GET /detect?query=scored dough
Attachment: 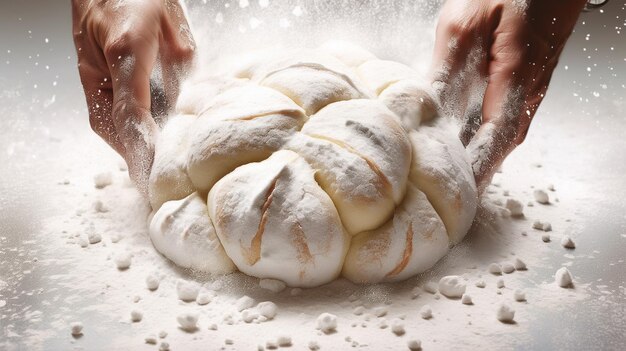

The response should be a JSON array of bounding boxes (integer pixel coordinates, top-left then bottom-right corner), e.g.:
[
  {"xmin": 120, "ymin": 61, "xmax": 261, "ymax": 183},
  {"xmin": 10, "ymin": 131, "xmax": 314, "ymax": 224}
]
[
  {"xmin": 208, "ymin": 150, "xmax": 350, "ymax": 287},
  {"xmin": 186, "ymin": 85, "xmax": 307, "ymax": 194},
  {"xmin": 300, "ymin": 99, "xmax": 412, "ymax": 234},
  {"xmin": 147, "ymin": 41, "xmax": 479, "ymax": 287},
  {"xmin": 342, "ymin": 184, "xmax": 449, "ymax": 283}
]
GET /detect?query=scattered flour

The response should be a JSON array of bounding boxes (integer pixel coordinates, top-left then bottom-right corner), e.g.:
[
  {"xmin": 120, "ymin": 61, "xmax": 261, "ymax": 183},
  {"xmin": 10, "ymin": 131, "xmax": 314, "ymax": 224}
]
[
  {"xmin": 196, "ymin": 292, "xmax": 212, "ymax": 305},
  {"xmin": 145, "ymin": 335, "xmax": 157, "ymax": 344},
  {"xmin": 70, "ymin": 322, "xmax": 83, "ymax": 336},
  {"xmin": 438, "ymin": 276, "xmax": 466, "ymax": 298},
  {"xmin": 533, "ymin": 189, "xmax": 550, "ymax": 204},
  {"xmin": 277, "ymin": 335, "xmax": 292, "ymax": 347},
  {"xmin": 407, "ymin": 339, "xmax": 422, "ymax": 350},
  {"xmin": 505, "ymin": 198, "xmax": 524, "ymax": 216},
  {"xmin": 257, "ymin": 301, "xmax": 278, "ymax": 320},
  {"xmin": 561, "ymin": 235, "xmax": 576, "ymax": 249},
  {"xmin": 488, "ymin": 263, "xmax": 502, "ymax": 275},
  {"xmin": 496, "ymin": 304, "xmax": 515, "ymax": 323},
  {"xmin": 555, "ymin": 267, "xmax": 573, "ymax": 288},
  {"xmin": 259, "ymin": 278, "xmax": 287, "ymax": 293},
  {"xmin": 461, "ymin": 294, "xmax": 473, "ymax": 305},
  {"xmin": 145, "ymin": 273, "xmax": 160, "ymax": 290},
  {"xmin": 390, "ymin": 319, "xmax": 405, "ymax": 336},
  {"xmin": 177, "ymin": 312, "xmax": 199, "ymax": 332},
  {"xmin": 542, "ymin": 234, "xmax": 551, "ymax": 243},
  {"xmin": 177, "ymin": 280, "xmax": 200, "ymax": 302},
  {"xmin": 513, "ymin": 289, "xmax": 526, "ymax": 302},
  {"xmin": 496, "ymin": 279, "xmax": 505, "ymax": 289},
  {"xmin": 502, "ymin": 262, "xmax": 515, "ymax": 274},
  {"xmin": 423, "ymin": 281, "xmax": 438, "ymax": 294},
  {"xmin": 316, "ymin": 313, "xmax": 338, "ymax": 333},
  {"xmin": 236, "ymin": 295, "xmax": 256, "ymax": 312},
  {"xmin": 114, "ymin": 251, "xmax": 132, "ymax": 270},
  {"xmin": 130, "ymin": 309, "xmax": 143, "ymax": 322},
  {"xmin": 419, "ymin": 305, "xmax": 432, "ymax": 319},
  {"xmin": 475, "ymin": 280, "xmax": 486, "ymax": 288},
  {"xmin": 513, "ymin": 258, "xmax": 527, "ymax": 270},
  {"xmin": 94, "ymin": 172, "xmax": 113, "ymax": 189}
]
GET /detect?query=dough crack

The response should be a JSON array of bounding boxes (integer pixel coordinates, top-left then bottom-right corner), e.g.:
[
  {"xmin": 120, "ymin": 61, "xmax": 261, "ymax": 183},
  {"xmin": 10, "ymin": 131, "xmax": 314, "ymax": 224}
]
[
  {"xmin": 245, "ymin": 177, "xmax": 279, "ymax": 265},
  {"xmin": 385, "ymin": 222, "xmax": 414, "ymax": 278}
]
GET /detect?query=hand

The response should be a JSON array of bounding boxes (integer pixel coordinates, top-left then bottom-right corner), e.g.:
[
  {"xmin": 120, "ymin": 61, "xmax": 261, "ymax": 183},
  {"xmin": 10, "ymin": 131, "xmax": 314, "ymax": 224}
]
[
  {"xmin": 430, "ymin": 0, "xmax": 586, "ymax": 192},
  {"xmin": 72, "ymin": 0, "xmax": 195, "ymax": 195}
]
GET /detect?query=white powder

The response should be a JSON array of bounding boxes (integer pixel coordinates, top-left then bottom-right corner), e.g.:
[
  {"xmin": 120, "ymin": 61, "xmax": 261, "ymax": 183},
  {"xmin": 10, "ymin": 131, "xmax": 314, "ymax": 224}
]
[
  {"xmin": 390, "ymin": 319, "xmax": 405, "ymax": 336},
  {"xmin": 242, "ymin": 309, "xmax": 259, "ymax": 323},
  {"xmin": 513, "ymin": 258, "xmax": 527, "ymax": 271},
  {"xmin": 145, "ymin": 335, "xmax": 157, "ymax": 344},
  {"xmin": 438, "ymin": 276, "xmax": 466, "ymax": 298},
  {"xmin": 502, "ymin": 262, "xmax": 515, "ymax": 274},
  {"xmin": 561, "ymin": 235, "xmax": 576, "ymax": 249},
  {"xmin": 130, "ymin": 309, "xmax": 143, "ymax": 322},
  {"xmin": 533, "ymin": 189, "xmax": 550, "ymax": 204},
  {"xmin": 177, "ymin": 280, "xmax": 200, "ymax": 302},
  {"xmin": 114, "ymin": 251, "xmax": 132, "ymax": 270},
  {"xmin": 70, "ymin": 322, "xmax": 83, "ymax": 336},
  {"xmin": 542, "ymin": 234, "xmax": 551, "ymax": 243},
  {"xmin": 555, "ymin": 267, "xmax": 573, "ymax": 288},
  {"xmin": 308, "ymin": 341, "xmax": 320, "ymax": 350},
  {"xmin": 159, "ymin": 341, "xmax": 170, "ymax": 351},
  {"xmin": 177, "ymin": 312, "xmax": 199, "ymax": 332},
  {"xmin": 145, "ymin": 273, "xmax": 160, "ymax": 290},
  {"xmin": 423, "ymin": 281, "xmax": 438, "ymax": 294},
  {"xmin": 514, "ymin": 289, "xmax": 526, "ymax": 302},
  {"xmin": 461, "ymin": 294, "xmax": 473, "ymax": 305},
  {"xmin": 475, "ymin": 280, "xmax": 486, "ymax": 288},
  {"xmin": 87, "ymin": 231, "xmax": 101, "ymax": 245},
  {"xmin": 407, "ymin": 339, "xmax": 422, "ymax": 351},
  {"xmin": 93, "ymin": 200, "xmax": 108, "ymax": 213},
  {"xmin": 259, "ymin": 278, "xmax": 287, "ymax": 293},
  {"xmin": 488, "ymin": 263, "xmax": 502, "ymax": 275},
  {"xmin": 420, "ymin": 305, "xmax": 432, "ymax": 319},
  {"xmin": 236, "ymin": 295, "xmax": 256, "ymax": 312},
  {"xmin": 257, "ymin": 301, "xmax": 278, "ymax": 320},
  {"xmin": 94, "ymin": 172, "xmax": 113, "ymax": 188},
  {"xmin": 496, "ymin": 304, "xmax": 515, "ymax": 323},
  {"xmin": 496, "ymin": 279, "xmax": 505, "ymax": 289},
  {"xmin": 505, "ymin": 198, "xmax": 524, "ymax": 217},
  {"xmin": 277, "ymin": 335, "xmax": 292, "ymax": 347},
  {"xmin": 208, "ymin": 323, "xmax": 218, "ymax": 330},
  {"xmin": 196, "ymin": 292, "xmax": 212, "ymax": 305},
  {"xmin": 353, "ymin": 306, "xmax": 365, "ymax": 315},
  {"xmin": 159, "ymin": 330, "xmax": 167, "ymax": 338},
  {"xmin": 534, "ymin": 220, "xmax": 552, "ymax": 232},
  {"xmin": 373, "ymin": 306, "xmax": 388, "ymax": 317},
  {"xmin": 316, "ymin": 313, "xmax": 338, "ymax": 333}
]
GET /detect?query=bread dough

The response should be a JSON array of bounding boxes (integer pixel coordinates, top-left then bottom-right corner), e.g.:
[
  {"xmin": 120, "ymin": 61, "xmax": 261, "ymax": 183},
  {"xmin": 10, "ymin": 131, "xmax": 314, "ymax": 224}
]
[
  {"xmin": 149, "ymin": 192, "xmax": 236, "ymax": 273},
  {"xmin": 208, "ymin": 150, "xmax": 349, "ymax": 287},
  {"xmin": 147, "ymin": 41, "xmax": 478, "ymax": 285}
]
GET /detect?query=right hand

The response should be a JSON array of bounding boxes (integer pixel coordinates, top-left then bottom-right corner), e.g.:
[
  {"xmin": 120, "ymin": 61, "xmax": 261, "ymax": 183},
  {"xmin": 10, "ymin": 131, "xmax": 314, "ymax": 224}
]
[
  {"xmin": 430, "ymin": 0, "xmax": 585, "ymax": 192},
  {"xmin": 72, "ymin": 0, "xmax": 196, "ymax": 195}
]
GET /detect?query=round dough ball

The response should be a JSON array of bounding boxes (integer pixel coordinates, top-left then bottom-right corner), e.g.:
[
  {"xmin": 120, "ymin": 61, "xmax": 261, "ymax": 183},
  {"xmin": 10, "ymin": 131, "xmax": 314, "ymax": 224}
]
[
  {"xmin": 379, "ymin": 79, "xmax": 440, "ymax": 130},
  {"xmin": 208, "ymin": 150, "xmax": 350, "ymax": 287},
  {"xmin": 186, "ymin": 85, "xmax": 307, "ymax": 194},
  {"xmin": 342, "ymin": 184, "xmax": 449, "ymax": 283},
  {"xmin": 149, "ymin": 192, "xmax": 236, "ymax": 274},
  {"xmin": 285, "ymin": 133, "xmax": 395, "ymax": 236},
  {"xmin": 148, "ymin": 115, "xmax": 196, "ymax": 210},
  {"xmin": 408, "ymin": 119, "xmax": 478, "ymax": 244}
]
